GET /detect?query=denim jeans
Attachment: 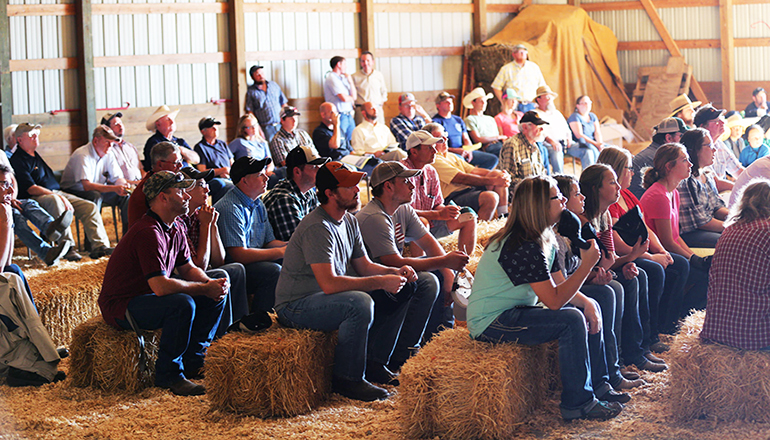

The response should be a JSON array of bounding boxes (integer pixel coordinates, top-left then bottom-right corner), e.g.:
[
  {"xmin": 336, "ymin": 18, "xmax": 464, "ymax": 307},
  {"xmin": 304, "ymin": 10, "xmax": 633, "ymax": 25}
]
[
  {"xmin": 466, "ymin": 151, "xmax": 499, "ymax": 170},
  {"xmin": 339, "ymin": 113, "xmax": 355, "ymax": 143},
  {"xmin": 475, "ymin": 305, "xmax": 610, "ymax": 417},
  {"xmin": 12, "ymin": 199, "xmax": 56, "ymax": 259},
  {"xmin": 244, "ymin": 261, "xmax": 282, "ymax": 312},
  {"xmin": 276, "ymin": 290, "xmax": 374, "ymax": 381},
  {"xmin": 261, "ymin": 123, "xmax": 280, "ymax": 143},
  {"xmin": 483, "ymin": 141, "xmax": 502, "ymax": 157},
  {"xmin": 118, "ymin": 292, "xmax": 224, "ymax": 387},
  {"xmin": 680, "ymin": 230, "xmax": 721, "ymax": 248},
  {"xmin": 544, "ymin": 141, "xmax": 565, "ymax": 174},
  {"xmin": 658, "ymin": 253, "xmax": 690, "ymax": 334},
  {"xmin": 634, "ymin": 258, "xmax": 664, "ymax": 347},
  {"xmin": 582, "ymin": 281, "xmax": 624, "ymax": 386},
  {"xmin": 424, "ymin": 269, "xmax": 454, "ymax": 342},
  {"xmin": 208, "ymin": 178, "xmax": 234, "ymax": 205},
  {"xmin": 615, "ymin": 267, "xmax": 647, "ymax": 366},
  {"xmin": 566, "ymin": 143, "xmax": 599, "ymax": 168},
  {"xmin": 207, "ymin": 263, "xmax": 249, "ymax": 338},
  {"xmin": 368, "ymin": 271, "xmax": 438, "ymax": 370}
]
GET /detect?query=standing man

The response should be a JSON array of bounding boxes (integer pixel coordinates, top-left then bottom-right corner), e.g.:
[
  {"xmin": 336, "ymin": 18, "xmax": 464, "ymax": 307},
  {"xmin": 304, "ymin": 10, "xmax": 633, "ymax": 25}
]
[
  {"xmin": 432, "ymin": 91, "xmax": 498, "ymax": 170},
  {"xmin": 244, "ymin": 65, "xmax": 288, "ymax": 142},
  {"xmin": 744, "ymin": 87, "xmax": 768, "ymax": 118},
  {"xmin": 498, "ymin": 111, "xmax": 549, "ymax": 186},
  {"xmin": 101, "ymin": 112, "xmax": 143, "ymax": 184},
  {"xmin": 352, "ymin": 52, "xmax": 388, "ymax": 125},
  {"xmin": 193, "ymin": 116, "xmax": 234, "ymax": 203},
  {"xmin": 668, "ymin": 95, "xmax": 701, "ymax": 129},
  {"xmin": 98, "ymin": 171, "xmax": 228, "ymax": 396},
  {"xmin": 491, "ymin": 44, "xmax": 546, "ymax": 112},
  {"xmin": 143, "ymin": 105, "xmax": 200, "ymax": 172},
  {"xmin": 269, "ymin": 106, "xmax": 314, "ymax": 167},
  {"xmin": 390, "ymin": 93, "xmax": 432, "ymax": 150},
  {"xmin": 323, "ymin": 56, "xmax": 357, "ymax": 144}
]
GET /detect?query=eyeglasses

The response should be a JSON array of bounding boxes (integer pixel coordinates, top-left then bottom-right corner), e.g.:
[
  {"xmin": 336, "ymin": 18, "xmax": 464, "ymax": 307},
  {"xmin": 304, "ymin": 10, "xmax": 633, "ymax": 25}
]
[
  {"xmin": 160, "ymin": 159, "xmax": 183, "ymax": 167},
  {"xmin": 0, "ymin": 181, "xmax": 11, "ymax": 190}
]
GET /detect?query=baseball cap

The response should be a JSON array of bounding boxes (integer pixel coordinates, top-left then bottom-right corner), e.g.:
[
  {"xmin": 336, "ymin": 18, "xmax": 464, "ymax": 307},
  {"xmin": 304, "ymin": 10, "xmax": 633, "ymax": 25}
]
[
  {"xmin": 180, "ymin": 166, "xmax": 215, "ymax": 182},
  {"xmin": 249, "ymin": 65, "xmax": 264, "ymax": 77},
  {"xmin": 281, "ymin": 106, "xmax": 301, "ymax": 119},
  {"xmin": 512, "ymin": 44, "xmax": 527, "ymax": 52},
  {"xmin": 100, "ymin": 112, "xmax": 123, "ymax": 126},
  {"xmin": 285, "ymin": 145, "xmax": 330, "ymax": 170},
  {"xmin": 370, "ymin": 162, "xmax": 422, "ymax": 188},
  {"xmin": 230, "ymin": 156, "xmax": 272, "ymax": 184},
  {"xmin": 520, "ymin": 111, "xmax": 549, "ymax": 125},
  {"xmin": 435, "ymin": 91, "xmax": 455, "ymax": 105},
  {"xmin": 693, "ymin": 104, "xmax": 726, "ymax": 128},
  {"xmin": 398, "ymin": 93, "xmax": 416, "ymax": 106},
  {"xmin": 653, "ymin": 117, "xmax": 687, "ymax": 135},
  {"xmin": 15, "ymin": 123, "xmax": 42, "ymax": 138},
  {"xmin": 198, "ymin": 116, "xmax": 221, "ymax": 131},
  {"xmin": 753, "ymin": 87, "xmax": 765, "ymax": 96},
  {"xmin": 143, "ymin": 171, "xmax": 195, "ymax": 201},
  {"xmin": 92, "ymin": 125, "xmax": 118, "ymax": 141},
  {"xmin": 406, "ymin": 130, "xmax": 442, "ymax": 150},
  {"xmin": 316, "ymin": 161, "xmax": 365, "ymax": 193}
]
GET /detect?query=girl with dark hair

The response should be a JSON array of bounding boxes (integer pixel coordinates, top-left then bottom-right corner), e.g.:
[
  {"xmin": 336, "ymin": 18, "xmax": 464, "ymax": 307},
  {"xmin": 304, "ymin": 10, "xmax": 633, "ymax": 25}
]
[{"xmin": 738, "ymin": 124, "xmax": 769, "ymax": 167}]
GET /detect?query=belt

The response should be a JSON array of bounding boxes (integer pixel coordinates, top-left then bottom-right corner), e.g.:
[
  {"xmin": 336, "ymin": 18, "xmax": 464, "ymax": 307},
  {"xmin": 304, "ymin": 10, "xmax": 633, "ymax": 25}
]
[
  {"xmin": 262, "ymin": 122, "xmax": 280, "ymax": 127},
  {"xmin": 340, "ymin": 111, "xmax": 354, "ymax": 116}
]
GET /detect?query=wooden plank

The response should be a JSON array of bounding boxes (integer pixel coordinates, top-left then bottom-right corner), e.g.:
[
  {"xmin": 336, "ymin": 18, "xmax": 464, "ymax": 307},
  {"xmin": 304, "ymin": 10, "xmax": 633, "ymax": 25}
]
[
  {"xmin": 9, "ymin": 57, "xmax": 78, "ymax": 72},
  {"xmin": 618, "ymin": 39, "xmax": 720, "ymax": 51},
  {"xmin": 243, "ymin": 3, "xmax": 359, "ymax": 13},
  {"xmin": 0, "ymin": 0, "xmax": 12, "ymax": 131},
  {"xmin": 229, "ymin": 0, "xmax": 247, "ymax": 120},
  {"xmin": 634, "ymin": 56, "xmax": 689, "ymax": 140},
  {"xmin": 92, "ymin": 3, "xmax": 227, "ymax": 15},
  {"xmin": 372, "ymin": 4, "xmax": 473, "ymax": 13},
  {"xmin": 245, "ymin": 49, "xmax": 360, "ymax": 62},
  {"xmin": 720, "ymin": 0, "xmax": 735, "ymax": 111},
  {"xmin": 473, "ymin": 0, "xmax": 487, "ymax": 44},
  {"xmin": 360, "ymin": 0, "xmax": 375, "ymax": 52},
  {"xmin": 76, "ymin": 0, "xmax": 96, "ymax": 149},
  {"xmin": 487, "ymin": 4, "xmax": 522, "ymax": 13},
  {"xmin": 377, "ymin": 47, "xmax": 464, "ymax": 58},
  {"xmin": 96, "ymin": 53, "xmax": 230, "ymax": 68},
  {"xmin": 7, "ymin": 4, "xmax": 74, "ymax": 17}
]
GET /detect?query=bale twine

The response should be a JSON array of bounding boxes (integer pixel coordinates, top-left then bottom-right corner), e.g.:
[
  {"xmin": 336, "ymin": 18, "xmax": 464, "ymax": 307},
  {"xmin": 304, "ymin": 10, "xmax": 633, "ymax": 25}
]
[
  {"xmin": 668, "ymin": 310, "xmax": 770, "ymax": 422},
  {"xmin": 28, "ymin": 259, "xmax": 109, "ymax": 346},
  {"xmin": 205, "ymin": 325, "xmax": 337, "ymax": 418},
  {"xmin": 398, "ymin": 327, "xmax": 559, "ymax": 440},
  {"xmin": 68, "ymin": 316, "xmax": 161, "ymax": 393}
]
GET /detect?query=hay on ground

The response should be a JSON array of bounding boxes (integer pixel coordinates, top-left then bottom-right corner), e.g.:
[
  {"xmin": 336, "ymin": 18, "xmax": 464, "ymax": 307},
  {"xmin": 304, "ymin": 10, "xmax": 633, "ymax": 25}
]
[
  {"xmin": 668, "ymin": 310, "xmax": 770, "ymax": 423},
  {"xmin": 397, "ymin": 326, "xmax": 559, "ymax": 440},
  {"xmin": 205, "ymin": 324, "xmax": 337, "ymax": 418}
]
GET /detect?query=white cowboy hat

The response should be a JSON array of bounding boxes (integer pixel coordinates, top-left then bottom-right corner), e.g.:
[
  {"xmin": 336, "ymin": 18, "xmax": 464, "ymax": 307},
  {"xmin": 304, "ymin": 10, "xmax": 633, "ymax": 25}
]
[
  {"xmin": 462, "ymin": 87, "xmax": 494, "ymax": 109},
  {"xmin": 146, "ymin": 105, "xmax": 180, "ymax": 132}
]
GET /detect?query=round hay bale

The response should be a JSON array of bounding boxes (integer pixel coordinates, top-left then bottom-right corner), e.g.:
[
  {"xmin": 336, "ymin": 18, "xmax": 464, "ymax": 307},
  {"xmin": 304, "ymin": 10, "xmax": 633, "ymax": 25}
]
[
  {"xmin": 205, "ymin": 325, "xmax": 337, "ymax": 418},
  {"xmin": 668, "ymin": 310, "xmax": 770, "ymax": 422},
  {"xmin": 397, "ymin": 327, "xmax": 559, "ymax": 440},
  {"xmin": 67, "ymin": 316, "xmax": 102, "ymax": 388}
]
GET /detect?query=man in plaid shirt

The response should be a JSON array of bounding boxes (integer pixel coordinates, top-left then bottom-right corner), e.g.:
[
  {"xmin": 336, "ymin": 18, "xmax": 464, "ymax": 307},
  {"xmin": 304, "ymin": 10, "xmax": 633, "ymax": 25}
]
[
  {"xmin": 498, "ymin": 111, "xmax": 549, "ymax": 186},
  {"xmin": 389, "ymin": 93, "xmax": 432, "ymax": 150},
  {"xmin": 269, "ymin": 106, "xmax": 314, "ymax": 167},
  {"xmin": 264, "ymin": 145, "xmax": 329, "ymax": 242}
]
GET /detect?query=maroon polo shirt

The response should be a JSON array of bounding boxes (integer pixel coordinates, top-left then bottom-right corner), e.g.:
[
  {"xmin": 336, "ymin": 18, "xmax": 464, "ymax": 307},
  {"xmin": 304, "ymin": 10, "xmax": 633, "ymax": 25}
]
[{"xmin": 98, "ymin": 209, "xmax": 191, "ymax": 328}]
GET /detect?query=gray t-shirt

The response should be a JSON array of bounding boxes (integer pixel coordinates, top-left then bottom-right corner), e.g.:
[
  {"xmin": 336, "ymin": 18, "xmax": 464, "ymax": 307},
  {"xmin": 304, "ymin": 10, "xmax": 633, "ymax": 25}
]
[
  {"xmin": 274, "ymin": 206, "xmax": 367, "ymax": 308},
  {"xmin": 355, "ymin": 199, "xmax": 428, "ymax": 263}
]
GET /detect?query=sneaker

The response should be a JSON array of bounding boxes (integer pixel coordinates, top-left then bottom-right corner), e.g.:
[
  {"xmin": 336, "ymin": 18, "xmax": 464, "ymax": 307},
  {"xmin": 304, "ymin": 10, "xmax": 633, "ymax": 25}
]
[
  {"xmin": 613, "ymin": 377, "xmax": 646, "ymax": 390},
  {"xmin": 166, "ymin": 378, "xmax": 206, "ymax": 396},
  {"xmin": 620, "ymin": 366, "xmax": 641, "ymax": 380},
  {"xmin": 636, "ymin": 359, "xmax": 667, "ymax": 372},
  {"xmin": 331, "ymin": 377, "xmax": 390, "ymax": 402},
  {"xmin": 227, "ymin": 311, "xmax": 272, "ymax": 334},
  {"xmin": 63, "ymin": 247, "xmax": 83, "ymax": 262},
  {"xmin": 599, "ymin": 389, "xmax": 632, "ymax": 404},
  {"xmin": 89, "ymin": 246, "xmax": 114, "ymax": 259},
  {"xmin": 650, "ymin": 341, "xmax": 670, "ymax": 353},
  {"xmin": 365, "ymin": 362, "xmax": 400, "ymax": 386},
  {"xmin": 42, "ymin": 210, "xmax": 73, "ymax": 243},
  {"xmin": 44, "ymin": 241, "xmax": 71, "ymax": 266}
]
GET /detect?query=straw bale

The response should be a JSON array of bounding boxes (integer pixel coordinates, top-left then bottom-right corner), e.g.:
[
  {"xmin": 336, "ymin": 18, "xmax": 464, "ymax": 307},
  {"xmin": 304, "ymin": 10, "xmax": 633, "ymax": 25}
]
[
  {"xmin": 28, "ymin": 259, "xmax": 109, "ymax": 346},
  {"xmin": 668, "ymin": 310, "xmax": 770, "ymax": 423},
  {"xmin": 437, "ymin": 217, "xmax": 506, "ymax": 276},
  {"xmin": 67, "ymin": 316, "xmax": 161, "ymax": 393},
  {"xmin": 467, "ymin": 44, "xmax": 516, "ymax": 116},
  {"xmin": 398, "ymin": 326, "xmax": 559, "ymax": 439},
  {"xmin": 205, "ymin": 325, "xmax": 337, "ymax": 418}
]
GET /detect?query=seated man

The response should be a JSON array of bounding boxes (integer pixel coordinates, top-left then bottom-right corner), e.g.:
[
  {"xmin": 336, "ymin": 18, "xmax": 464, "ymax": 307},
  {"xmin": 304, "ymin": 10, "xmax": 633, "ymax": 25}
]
[
  {"xmin": 402, "ymin": 131, "xmax": 477, "ymax": 256},
  {"xmin": 357, "ymin": 162, "xmax": 469, "ymax": 354},
  {"xmin": 214, "ymin": 156, "xmax": 285, "ymax": 313},
  {"xmin": 316, "ymin": 102, "xmax": 379, "ymax": 175},
  {"xmin": 390, "ymin": 93, "xmax": 432, "ymax": 150},
  {"xmin": 269, "ymin": 106, "xmax": 314, "ymax": 167},
  {"xmin": 193, "ymin": 116, "xmax": 234, "ymax": 204},
  {"xmin": 263, "ymin": 145, "xmax": 328, "ymax": 242},
  {"xmin": 143, "ymin": 105, "xmax": 200, "ymax": 172},
  {"xmin": 534, "ymin": 85, "xmax": 588, "ymax": 173},
  {"xmin": 11, "ymin": 123, "xmax": 114, "ymax": 260},
  {"xmin": 274, "ymin": 161, "xmax": 413, "ymax": 402},
  {"xmin": 498, "ymin": 111, "xmax": 549, "ymax": 186},
  {"xmin": 432, "ymin": 91, "xmax": 498, "ymax": 170},
  {"xmin": 351, "ymin": 102, "xmax": 407, "ymax": 162},
  {"xmin": 629, "ymin": 117, "xmax": 686, "ymax": 199},
  {"xmin": 127, "ymin": 141, "xmax": 184, "ymax": 228},
  {"xmin": 60, "ymin": 125, "xmax": 130, "ymax": 236},
  {"xmin": 745, "ymin": 87, "xmax": 768, "ymax": 118},
  {"xmin": 668, "ymin": 94, "xmax": 700, "ymax": 129},
  {"xmin": 424, "ymin": 123, "xmax": 510, "ymax": 221},
  {"xmin": 463, "ymin": 88, "xmax": 507, "ymax": 157},
  {"xmin": 101, "ymin": 112, "xmax": 142, "ymax": 184},
  {"xmin": 98, "ymin": 171, "xmax": 228, "ymax": 396},
  {"xmin": 695, "ymin": 104, "xmax": 743, "ymax": 189}
]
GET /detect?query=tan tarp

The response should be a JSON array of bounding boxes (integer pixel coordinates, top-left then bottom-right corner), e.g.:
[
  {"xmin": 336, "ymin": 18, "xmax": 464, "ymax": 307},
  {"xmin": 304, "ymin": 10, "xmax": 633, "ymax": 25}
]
[{"xmin": 483, "ymin": 5, "xmax": 628, "ymax": 119}]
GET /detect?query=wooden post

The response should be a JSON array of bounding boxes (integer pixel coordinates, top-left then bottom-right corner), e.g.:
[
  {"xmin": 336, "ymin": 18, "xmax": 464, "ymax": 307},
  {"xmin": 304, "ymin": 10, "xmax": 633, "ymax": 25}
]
[
  {"xmin": 75, "ymin": 0, "xmax": 96, "ymax": 143},
  {"xmin": 360, "ymin": 0, "xmax": 375, "ymax": 52},
  {"xmin": 0, "ymin": 1, "xmax": 12, "ymax": 132},
  {"xmin": 229, "ymin": 0, "xmax": 247, "ymax": 122},
  {"xmin": 473, "ymin": 0, "xmax": 487, "ymax": 45},
  {"xmin": 719, "ymin": 0, "xmax": 735, "ymax": 110}
]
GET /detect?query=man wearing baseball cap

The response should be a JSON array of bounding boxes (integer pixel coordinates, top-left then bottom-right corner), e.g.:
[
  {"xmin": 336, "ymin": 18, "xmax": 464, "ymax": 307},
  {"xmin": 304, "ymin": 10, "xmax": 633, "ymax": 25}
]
[
  {"xmin": 101, "ymin": 112, "xmax": 142, "ymax": 184},
  {"xmin": 275, "ymin": 161, "xmax": 413, "ymax": 402},
  {"xmin": 431, "ymin": 91, "xmax": 498, "ymax": 170},
  {"xmin": 695, "ymin": 104, "xmax": 743, "ymax": 189},
  {"xmin": 193, "ymin": 116, "xmax": 234, "ymax": 204},
  {"xmin": 491, "ymin": 44, "xmax": 546, "ymax": 112},
  {"xmin": 499, "ymin": 111, "xmax": 549, "ymax": 186},
  {"xmin": 629, "ymin": 116, "xmax": 688, "ymax": 199},
  {"xmin": 356, "ymin": 162, "xmax": 469, "ymax": 373},
  {"xmin": 389, "ymin": 92, "xmax": 432, "ymax": 150},
  {"xmin": 214, "ymin": 156, "xmax": 285, "ymax": 314},
  {"xmin": 244, "ymin": 65, "xmax": 288, "ymax": 142},
  {"xmin": 98, "ymin": 171, "xmax": 228, "ymax": 396},
  {"xmin": 269, "ymin": 105, "xmax": 314, "ymax": 167},
  {"xmin": 264, "ymin": 145, "xmax": 329, "ymax": 241}
]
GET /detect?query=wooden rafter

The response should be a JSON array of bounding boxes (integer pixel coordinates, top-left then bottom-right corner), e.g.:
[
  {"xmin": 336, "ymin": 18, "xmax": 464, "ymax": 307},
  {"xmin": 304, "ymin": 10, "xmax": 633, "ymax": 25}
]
[
  {"xmin": 228, "ymin": 0, "xmax": 246, "ymax": 125},
  {"xmin": 719, "ymin": 0, "xmax": 735, "ymax": 110}
]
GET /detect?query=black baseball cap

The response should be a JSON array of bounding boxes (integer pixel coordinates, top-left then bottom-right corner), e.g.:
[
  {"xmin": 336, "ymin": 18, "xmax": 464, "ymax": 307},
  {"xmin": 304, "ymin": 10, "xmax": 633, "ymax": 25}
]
[
  {"xmin": 198, "ymin": 116, "xmax": 221, "ymax": 131},
  {"xmin": 520, "ymin": 111, "xmax": 549, "ymax": 125},
  {"xmin": 230, "ymin": 156, "xmax": 271, "ymax": 184},
  {"xmin": 180, "ymin": 166, "xmax": 216, "ymax": 182},
  {"xmin": 693, "ymin": 104, "xmax": 726, "ymax": 128}
]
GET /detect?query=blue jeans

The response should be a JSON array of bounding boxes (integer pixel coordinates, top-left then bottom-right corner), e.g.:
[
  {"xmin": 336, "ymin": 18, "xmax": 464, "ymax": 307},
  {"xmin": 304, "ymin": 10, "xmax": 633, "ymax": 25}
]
[
  {"xmin": 276, "ymin": 290, "xmax": 374, "ymax": 381},
  {"xmin": 616, "ymin": 268, "xmax": 647, "ymax": 366},
  {"xmin": 657, "ymin": 253, "xmax": 690, "ymax": 334},
  {"xmin": 118, "ymin": 292, "xmax": 224, "ymax": 387},
  {"xmin": 680, "ymin": 230, "xmax": 721, "ymax": 248},
  {"xmin": 424, "ymin": 269, "xmax": 454, "ymax": 342},
  {"xmin": 244, "ymin": 261, "xmax": 281, "ymax": 312},
  {"xmin": 482, "ymin": 141, "xmax": 502, "ymax": 157},
  {"xmin": 582, "ymin": 281, "xmax": 624, "ymax": 386},
  {"xmin": 475, "ymin": 305, "xmax": 610, "ymax": 417},
  {"xmin": 566, "ymin": 143, "xmax": 599, "ymax": 168},
  {"xmin": 518, "ymin": 102, "xmax": 537, "ymax": 113},
  {"xmin": 339, "ymin": 112, "xmax": 355, "ymax": 143},
  {"xmin": 207, "ymin": 263, "xmax": 249, "ymax": 338},
  {"xmin": 466, "ymin": 151, "xmax": 498, "ymax": 170},
  {"xmin": 12, "ymin": 199, "xmax": 56, "ymax": 259},
  {"xmin": 261, "ymin": 123, "xmax": 280, "ymax": 143},
  {"xmin": 634, "ymin": 258, "xmax": 664, "ymax": 347},
  {"xmin": 544, "ymin": 141, "xmax": 565, "ymax": 174},
  {"xmin": 208, "ymin": 178, "xmax": 234, "ymax": 205}
]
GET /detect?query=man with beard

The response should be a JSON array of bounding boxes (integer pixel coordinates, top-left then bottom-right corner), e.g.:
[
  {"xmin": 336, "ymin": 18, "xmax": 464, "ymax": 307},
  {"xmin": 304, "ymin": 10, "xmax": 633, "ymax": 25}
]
[
  {"xmin": 244, "ymin": 65, "xmax": 288, "ymax": 142},
  {"xmin": 351, "ymin": 102, "xmax": 406, "ymax": 162}
]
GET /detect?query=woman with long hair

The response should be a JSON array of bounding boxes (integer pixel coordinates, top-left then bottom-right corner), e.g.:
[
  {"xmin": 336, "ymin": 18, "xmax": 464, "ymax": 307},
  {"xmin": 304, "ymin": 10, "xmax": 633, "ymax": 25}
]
[
  {"xmin": 228, "ymin": 114, "xmax": 271, "ymax": 161},
  {"xmin": 467, "ymin": 176, "xmax": 626, "ymax": 421}
]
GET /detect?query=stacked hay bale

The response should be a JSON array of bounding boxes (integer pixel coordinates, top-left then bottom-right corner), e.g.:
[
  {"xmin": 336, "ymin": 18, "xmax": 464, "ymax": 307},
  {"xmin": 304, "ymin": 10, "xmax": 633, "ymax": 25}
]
[
  {"xmin": 437, "ymin": 217, "xmax": 506, "ymax": 275},
  {"xmin": 467, "ymin": 44, "xmax": 515, "ymax": 117},
  {"xmin": 28, "ymin": 259, "xmax": 109, "ymax": 346},
  {"xmin": 398, "ymin": 327, "xmax": 559, "ymax": 440},
  {"xmin": 68, "ymin": 316, "xmax": 161, "ymax": 393},
  {"xmin": 206, "ymin": 325, "xmax": 337, "ymax": 418},
  {"xmin": 668, "ymin": 310, "xmax": 770, "ymax": 422}
]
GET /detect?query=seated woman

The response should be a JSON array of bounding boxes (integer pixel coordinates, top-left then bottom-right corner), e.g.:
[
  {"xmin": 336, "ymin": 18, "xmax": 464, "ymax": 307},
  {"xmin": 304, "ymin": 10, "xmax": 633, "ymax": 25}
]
[
  {"xmin": 463, "ymin": 88, "xmax": 507, "ymax": 156},
  {"xmin": 554, "ymin": 174, "xmax": 644, "ymax": 389},
  {"xmin": 639, "ymin": 143, "xmax": 709, "ymax": 320},
  {"xmin": 739, "ymin": 124, "xmax": 770, "ymax": 168},
  {"xmin": 227, "ymin": 114, "xmax": 279, "ymax": 186},
  {"xmin": 701, "ymin": 179, "xmax": 770, "ymax": 349},
  {"xmin": 494, "ymin": 89, "xmax": 522, "ymax": 138},
  {"xmin": 598, "ymin": 146, "xmax": 689, "ymax": 339},
  {"xmin": 568, "ymin": 95, "xmax": 604, "ymax": 155},
  {"xmin": 579, "ymin": 165, "xmax": 665, "ymax": 372},
  {"xmin": 679, "ymin": 128, "xmax": 728, "ymax": 248},
  {"xmin": 467, "ymin": 176, "xmax": 627, "ymax": 421}
]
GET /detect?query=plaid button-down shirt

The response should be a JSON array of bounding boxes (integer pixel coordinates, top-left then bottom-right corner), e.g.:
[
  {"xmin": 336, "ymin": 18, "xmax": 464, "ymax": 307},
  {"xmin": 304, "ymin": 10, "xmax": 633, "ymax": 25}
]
[
  {"xmin": 677, "ymin": 172, "xmax": 725, "ymax": 234},
  {"xmin": 390, "ymin": 114, "xmax": 426, "ymax": 150},
  {"xmin": 244, "ymin": 81, "xmax": 287, "ymax": 126},
  {"xmin": 269, "ymin": 128, "xmax": 314, "ymax": 166},
  {"xmin": 711, "ymin": 139, "xmax": 743, "ymax": 179},
  {"xmin": 263, "ymin": 178, "xmax": 319, "ymax": 242},
  {"xmin": 498, "ymin": 132, "xmax": 546, "ymax": 184}
]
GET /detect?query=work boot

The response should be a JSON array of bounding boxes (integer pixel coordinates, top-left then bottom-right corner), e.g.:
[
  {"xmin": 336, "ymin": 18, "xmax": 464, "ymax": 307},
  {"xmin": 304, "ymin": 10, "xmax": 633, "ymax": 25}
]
[
  {"xmin": 166, "ymin": 378, "xmax": 205, "ymax": 396},
  {"xmin": 331, "ymin": 377, "xmax": 390, "ymax": 402},
  {"xmin": 44, "ymin": 241, "xmax": 71, "ymax": 266},
  {"xmin": 42, "ymin": 210, "xmax": 73, "ymax": 243}
]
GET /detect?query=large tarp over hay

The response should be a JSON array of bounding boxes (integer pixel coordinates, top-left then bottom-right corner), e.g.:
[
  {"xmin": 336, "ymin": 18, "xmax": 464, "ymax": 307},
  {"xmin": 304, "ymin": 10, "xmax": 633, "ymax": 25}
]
[{"xmin": 477, "ymin": 5, "xmax": 627, "ymax": 119}]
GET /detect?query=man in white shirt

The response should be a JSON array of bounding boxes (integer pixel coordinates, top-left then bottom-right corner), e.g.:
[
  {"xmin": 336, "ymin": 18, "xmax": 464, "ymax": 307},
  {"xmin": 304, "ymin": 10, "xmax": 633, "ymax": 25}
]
[
  {"xmin": 352, "ymin": 52, "xmax": 388, "ymax": 125},
  {"xmin": 101, "ymin": 112, "xmax": 142, "ymax": 184},
  {"xmin": 491, "ymin": 44, "xmax": 546, "ymax": 113},
  {"xmin": 351, "ymin": 102, "xmax": 406, "ymax": 162}
]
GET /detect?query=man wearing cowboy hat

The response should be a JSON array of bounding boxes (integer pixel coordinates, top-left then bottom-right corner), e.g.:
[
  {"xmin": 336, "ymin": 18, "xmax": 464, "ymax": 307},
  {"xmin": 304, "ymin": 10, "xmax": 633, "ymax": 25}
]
[
  {"xmin": 101, "ymin": 112, "xmax": 143, "ymax": 184},
  {"xmin": 695, "ymin": 104, "xmax": 743, "ymax": 188},
  {"xmin": 744, "ymin": 87, "xmax": 768, "ymax": 118},
  {"xmin": 463, "ymin": 87, "xmax": 508, "ymax": 158},
  {"xmin": 498, "ymin": 111, "xmax": 549, "ymax": 186},
  {"xmin": 629, "ymin": 117, "xmax": 688, "ymax": 199},
  {"xmin": 668, "ymin": 94, "xmax": 701, "ymax": 128},
  {"xmin": 244, "ymin": 65, "xmax": 288, "ymax": 142},
  {"xmin": 491, "ymin": 44, "xmax": 546, "ymax": 113},
  {"xmin": 534, "ymin": 84, "xmax": 590, "ymax": 174},
  {"xmin": 432, "ymin": 91, "xmax": 498, "ymax": 170},
  {"xmin": 390, "ymin": 93, "xmax": 432, "ymax": 150},
  {"xmin": 142, "ymin": 105, "xmax": 200, "ymax": 172}
]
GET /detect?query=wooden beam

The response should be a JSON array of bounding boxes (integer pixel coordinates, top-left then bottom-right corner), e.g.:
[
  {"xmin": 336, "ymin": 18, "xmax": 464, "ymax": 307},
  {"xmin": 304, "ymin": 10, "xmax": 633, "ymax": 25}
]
[
  {"xmin": 229, "ymin": 0, "xmax": 247, "ymax": 124},
  {"xmin": 360, "ymin": 0, "xmax": 375, "ymax": 53},
  {"xmin": 0, "ymin": 1, "xmax": 12, "ymax": 132},
  {"xmin": 618, "ymin": 39, "xmax": 720, "ymax": 51},
  {"xmin": 9, "ymin": 58, "xmax": 78, "ymax": 72},
  {"xmin": 92, "ymin": 3, "xmax": 227, "ymax": 15},
  {"xmin": 373, "ymin": 4, "xmax": 473, "ymax": 13},
  {"xmin": 75, "ymin": 0, "xmax": 96, "ymax": 145},
  {"xmin": 487, "ymin": 4, "xmax": 522, "ymax": 13},
  {"xmin": 376, "ymin": 47, "xmax": 464, "ymax": 58},
  {"xmin": 245, "ymin": 49, "xmax": 360, "ymax": 62},
  {"xmin": 243, "ymin": 3, "xmax": 358, "ymax": 13},
  {"xmin": 581, "ymin": 0, "xmax": 766, "ymax": 11},
  {"xmin": 96, "ymin": 53, "xmax": 231, "ymax": 69},
  {"xmin": 7, "ymin": 4, "xmax": 74, "ymax": 16},
  {"xmin": 473, "ymin": 0, "xmax": 487, "ymax": 44},
  {"xmin": 719, "ymin": 0, "xmax": 735, "ymax": 111}
]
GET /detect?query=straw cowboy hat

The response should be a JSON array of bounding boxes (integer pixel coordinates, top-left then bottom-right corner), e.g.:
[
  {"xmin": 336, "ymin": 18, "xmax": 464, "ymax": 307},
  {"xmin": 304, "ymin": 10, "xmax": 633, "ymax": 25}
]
[
  {"xmin": 463, "ymin": 87, "xmax": 494, "ymax": 109},
  {"xmin": 535, "ymin": 85, "xmax": 559, "ymax": 99},
  {"xmin": 720, "ymin": 110, "xmax": 753, "ymax": 141},
  {"xmin": 668, "ymin": 94, "xmax": 702, "ymax": 118},
  {"xmin": 146, "ymin": 105, "xmax": 180, "ymax": 132}
]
